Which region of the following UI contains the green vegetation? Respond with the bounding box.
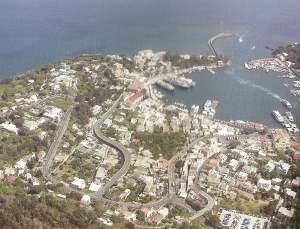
[272,43,300,69]
[219,196,270,216]
[50,97,71,110]
[0,129,48,166]
[133,128,186,159]
[55,152,101,183]
[169,206,191,218]
[0,182,103,229]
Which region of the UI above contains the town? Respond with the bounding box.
[0,46,299,229]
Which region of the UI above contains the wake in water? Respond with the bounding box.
[234,76,283,102]
[236,31,248,43]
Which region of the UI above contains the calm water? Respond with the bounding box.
[0,0,300,127]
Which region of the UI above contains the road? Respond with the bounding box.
[208,32,232,57]
[42,103,74,177]
[90,95,217,216]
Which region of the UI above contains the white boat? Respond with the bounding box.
[244,63,251,70]
[285,111,294,122]
[281,99,292,109]
[272,110,284,123]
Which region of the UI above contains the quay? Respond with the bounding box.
[208,32,232,57]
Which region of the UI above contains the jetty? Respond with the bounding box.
[208,32,232,57]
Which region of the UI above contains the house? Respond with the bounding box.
[95,167,107,182]
[239,181,258,194]
[257,178,272,191]
[43,107,62,120]
[242,165,257,174]
[81,194,91,205]
[89,182,102,192]
[147,207,169,225]
[276,161,290,174]
[265,161,275,173]
[278,207,294,218]
[292,151,300,160]
[292,177,300,187]
[285,188,296,199]
[139,208,155,220]
[219,182,229,192]
[57,194,67,199]
[127,79,144,93]
[207,158,220,168]
[15,159,27,170]
[271,178,282,185]
[228,159,239,171]
[71,177,86,189]
[4,167,16,176]
[31,177,40,186]
[236,171,248,182]
[0,121,19,134]
[155,156,168,170]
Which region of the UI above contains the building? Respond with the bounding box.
[71,177,86,189]
[278,207,295,218]
[128,79,144,92]
[257,178,272,191]
[81,194,91,205]
[271,129,290,150]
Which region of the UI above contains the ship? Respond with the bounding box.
[281,99,292,109]
[285,111,294,122]
[165,77,195,88]
[272,110,284,123]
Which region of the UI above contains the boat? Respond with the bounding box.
[272,110,284,123]
[165,77,195,88]
[285,111,294,122]
[244,63,251,70]
[281,99,292,109]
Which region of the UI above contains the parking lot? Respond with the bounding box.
[218,209,269,229]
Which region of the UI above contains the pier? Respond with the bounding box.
[208,32,232,57]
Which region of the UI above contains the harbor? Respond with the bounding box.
[272,110,299,135]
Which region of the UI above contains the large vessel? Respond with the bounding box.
[285,111,294,122]
[272,110,284,123]
[165,77,196,88]
[281,99,292,109]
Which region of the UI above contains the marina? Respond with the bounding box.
[272,110,299,135]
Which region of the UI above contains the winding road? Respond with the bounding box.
[90,94,215,221]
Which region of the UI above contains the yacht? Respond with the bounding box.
[285,111,294,122]
[272,110,284,123]
[281,99,292,109]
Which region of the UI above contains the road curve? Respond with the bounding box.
[90,93,215,219]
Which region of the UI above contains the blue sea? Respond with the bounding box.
[0,0,300,127]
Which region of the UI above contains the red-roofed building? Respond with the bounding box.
[128,79,144,93]
[293,151,300,160]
